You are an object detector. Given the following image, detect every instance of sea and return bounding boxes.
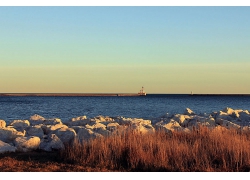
[0,94,250,124]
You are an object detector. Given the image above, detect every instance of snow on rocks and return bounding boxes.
[43,118,62,125]
[184,108,195,115]
[93,115,114,124]
[116,117,152,126]
[0,120,6,128]
[14,136,40,152]
[66,116,90,126]
[222,107,235,115]
[106,122,120,132]
[117,117,155,134]
[1,107,250,154]
[238,111,250,122]
[29,115,62,126]
[0,127,25,143]
[42,124,68,135]
[172,114,191,126]
[29,114,45,125]
[39,134,64,151]
[85,123,111,136]
[77,127,102,143]
[188,116,216,128]
[9,120,30,131]
[130,123,155,134]
[25,125,44,138]
[214,107,250,123]
[53,127,76,145]
[216,119,241,129]
[155,119,182,132]
[0,140,16,153]
[215,111,234,121]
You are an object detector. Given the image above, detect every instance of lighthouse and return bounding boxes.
[138,86,146,96]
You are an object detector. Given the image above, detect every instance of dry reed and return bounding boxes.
[60,126,250,172]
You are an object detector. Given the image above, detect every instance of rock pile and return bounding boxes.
[0,107,250,154]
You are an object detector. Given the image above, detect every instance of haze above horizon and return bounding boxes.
[0,6,250,94]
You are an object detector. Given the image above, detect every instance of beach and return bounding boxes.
[1,107,250,171]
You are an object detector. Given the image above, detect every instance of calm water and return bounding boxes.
[0,94,250,124]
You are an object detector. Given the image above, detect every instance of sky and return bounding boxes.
[0,6,250,94]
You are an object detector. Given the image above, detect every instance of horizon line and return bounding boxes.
[1,93,250,97]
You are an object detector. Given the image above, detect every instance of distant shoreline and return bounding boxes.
[0,93,250,97]
[0,93,141,97]
[190,94,250,96]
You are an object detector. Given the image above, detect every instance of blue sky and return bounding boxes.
[0,6,249,93]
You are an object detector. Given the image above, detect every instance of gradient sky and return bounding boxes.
[0,6,250,93]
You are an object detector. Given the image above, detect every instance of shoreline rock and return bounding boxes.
[0,107,250,154]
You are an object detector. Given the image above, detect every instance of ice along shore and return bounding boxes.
[0,107,250,154]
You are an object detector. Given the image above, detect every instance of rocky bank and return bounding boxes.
[0,107,250,154]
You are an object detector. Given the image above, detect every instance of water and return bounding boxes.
[0,94,250,124]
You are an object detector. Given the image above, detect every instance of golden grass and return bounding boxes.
[1,126,250,172]
[60,126,250,172]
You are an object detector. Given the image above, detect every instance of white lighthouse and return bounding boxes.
[138,86,146,96]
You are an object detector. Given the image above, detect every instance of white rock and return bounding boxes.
[30,114,46,121]
[29,114,45,125]
[94,128,111,136]
[43,118,62,125]
[70,126,84,133]
[0,140,16,153]
[239,112,250,122]
[216,119,240,129]
[117,117,152,126]
[14,136,40,152]
[188,116,216,127]
[155,119,182,132]
[0,127,25,143]
[71,116,87,121]
[232,111,240,119]
[93,116,114,123]
[77,128,102,143]
[66,116,91,126]
[0,120,6,128]
[222,107,234,115]
[85,123,110,136]
[106,122,120,132]
[9,120,30,131]
[116,117,133,125]
[26,125,44,138]
[54,127,76,144]
[216,111,234,121]
[172,114,190,126]
[187,122,213,130]
[39,134,64,151]
[187,119,199,127]
[184,108,195,115]
[130,123,155,134]
[132,118,152,126]
[86,123,106,130]
[42,124,68,135]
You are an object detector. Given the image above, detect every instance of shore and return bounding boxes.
[1,93,250,97]
[190,94,250,96]
[0,93,142,97]
[1,107,250,171]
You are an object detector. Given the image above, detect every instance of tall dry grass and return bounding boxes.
[60,126,250,171]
